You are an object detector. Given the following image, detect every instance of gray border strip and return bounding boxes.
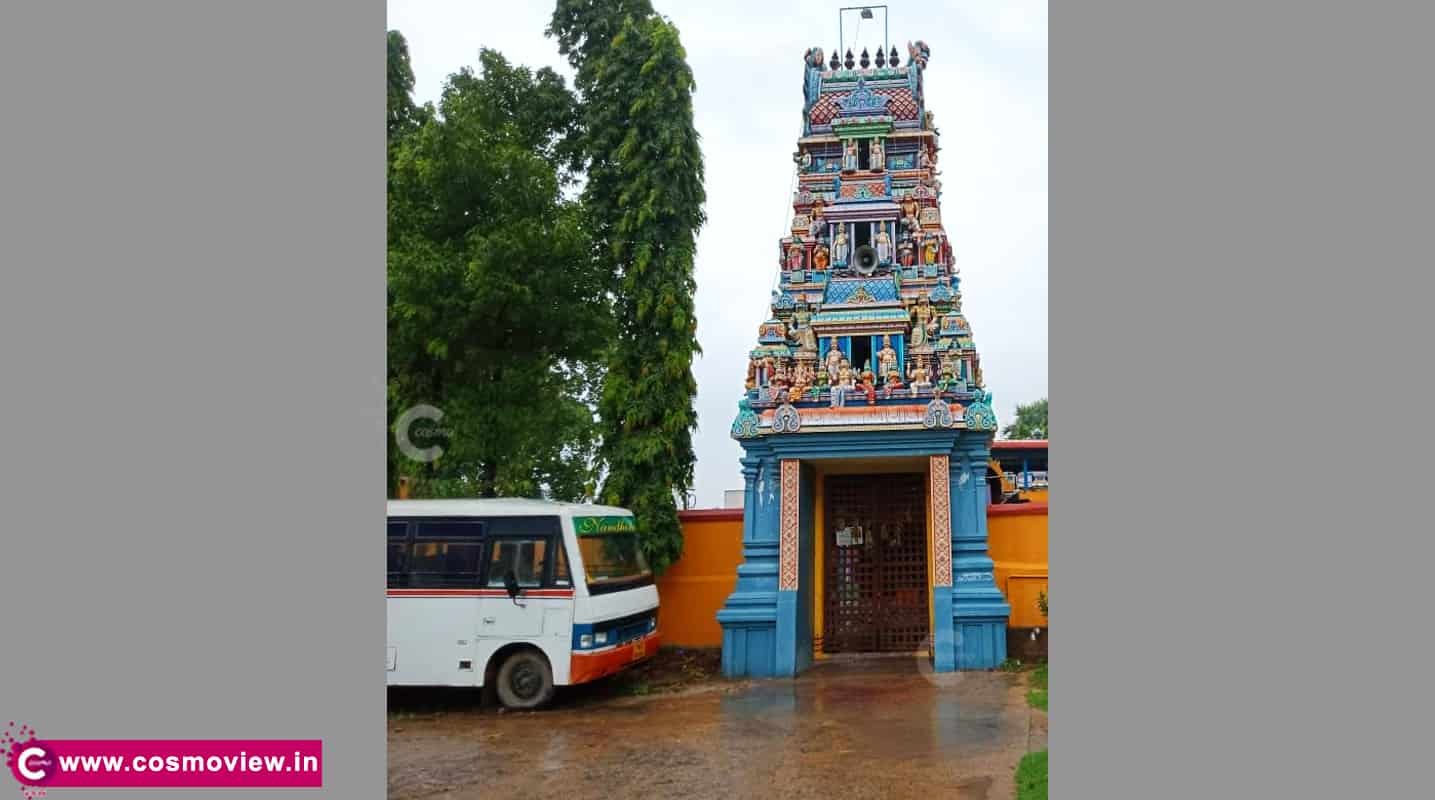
[1,1,385,797]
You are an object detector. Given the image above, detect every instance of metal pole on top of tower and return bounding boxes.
[838,6,890,56]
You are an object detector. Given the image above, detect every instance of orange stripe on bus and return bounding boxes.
[569,632,661,684]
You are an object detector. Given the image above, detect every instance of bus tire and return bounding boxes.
[495,650,554,710]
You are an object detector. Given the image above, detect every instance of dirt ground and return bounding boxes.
[388,651,1046,800]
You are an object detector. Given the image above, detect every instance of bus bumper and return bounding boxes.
[569,631,662,685]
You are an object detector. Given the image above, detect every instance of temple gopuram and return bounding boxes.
[719,38,1011,676]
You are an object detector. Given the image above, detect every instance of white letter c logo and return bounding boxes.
[17,746,49,781]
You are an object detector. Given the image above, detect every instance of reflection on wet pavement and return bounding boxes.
[388,654,1041,800]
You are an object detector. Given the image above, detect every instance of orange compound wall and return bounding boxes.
[987,502,1050,628]
[656,509,745,647]
[661,502,1049,647]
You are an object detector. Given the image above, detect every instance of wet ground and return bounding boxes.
[388,654,1046,800]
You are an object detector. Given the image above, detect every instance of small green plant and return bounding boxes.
[999,657,1024,672]
[1037,590,1048,619]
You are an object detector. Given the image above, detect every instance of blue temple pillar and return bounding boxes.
[767,458,815,676]
[948,433,1010,668]
[793,462,816,675]
[717,444,782,676]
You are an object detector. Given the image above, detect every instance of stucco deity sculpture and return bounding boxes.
[882,367,904,398]
[825,337,843,383]
[934,361,958,398]
[842,138,859,172]
[794,310,818,355]
[901,195,919,220]
[812,241,830,271]
[903,213,921,240]
[786,240,805,270]
[908,361,932,394]
[856,364,878,404]
[897,239,915,267]
[832,227,849,267]
[789,360,814,401]
[875,227,892,265]
[870,138,885,171]
[877,335,899,381]
[923,234,941,266]
[910,293,934,346]
[770,360,791,402]
[830,358,855,407]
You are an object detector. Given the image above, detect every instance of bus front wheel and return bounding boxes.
[495,650,554,710]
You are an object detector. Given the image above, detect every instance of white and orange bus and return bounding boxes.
[386,499,660,709]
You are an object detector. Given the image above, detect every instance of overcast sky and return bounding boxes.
[389,0,1047,507]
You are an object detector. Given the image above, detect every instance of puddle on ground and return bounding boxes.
[389,658,1030,800]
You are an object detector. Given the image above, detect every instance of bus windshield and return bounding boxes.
[576,527,651,588]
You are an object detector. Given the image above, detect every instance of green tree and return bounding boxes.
[387,44,611,500]
[387,31,421,143]
[1002,398,1048,440]
[550,1,706,572]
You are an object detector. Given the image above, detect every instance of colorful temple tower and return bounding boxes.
[719,38,1010,676]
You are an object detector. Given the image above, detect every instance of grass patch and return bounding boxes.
[1016,750,1048,800]
[1026,688,1047,711]
[1027,663,1047,710]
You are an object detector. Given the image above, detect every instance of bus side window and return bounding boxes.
[483,516,564,589]
[387,520,409,588]
[553,545,571,587]
[409,520,484,588]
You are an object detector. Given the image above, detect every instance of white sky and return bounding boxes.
[388,1,1048,507]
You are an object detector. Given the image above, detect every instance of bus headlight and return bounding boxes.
[595,631,608,645]
[580,634,593,648]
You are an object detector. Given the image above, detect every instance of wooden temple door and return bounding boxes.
[823,473,929,653]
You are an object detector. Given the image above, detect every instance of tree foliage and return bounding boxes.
[550,1,706,572]
[387,31,422,144]
[387,41,611,500]
[1002,398,1048,440]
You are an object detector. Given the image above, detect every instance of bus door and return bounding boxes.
[477,518,574,677]
[480,538,547,637]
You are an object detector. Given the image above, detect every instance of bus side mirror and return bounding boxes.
[503,570,521,600]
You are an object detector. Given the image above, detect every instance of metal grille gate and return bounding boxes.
[823,473,929,653]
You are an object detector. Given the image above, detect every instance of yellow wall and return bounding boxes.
[660,498,1050,647]
[988,504,1049,628]
[656,511,744,647]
